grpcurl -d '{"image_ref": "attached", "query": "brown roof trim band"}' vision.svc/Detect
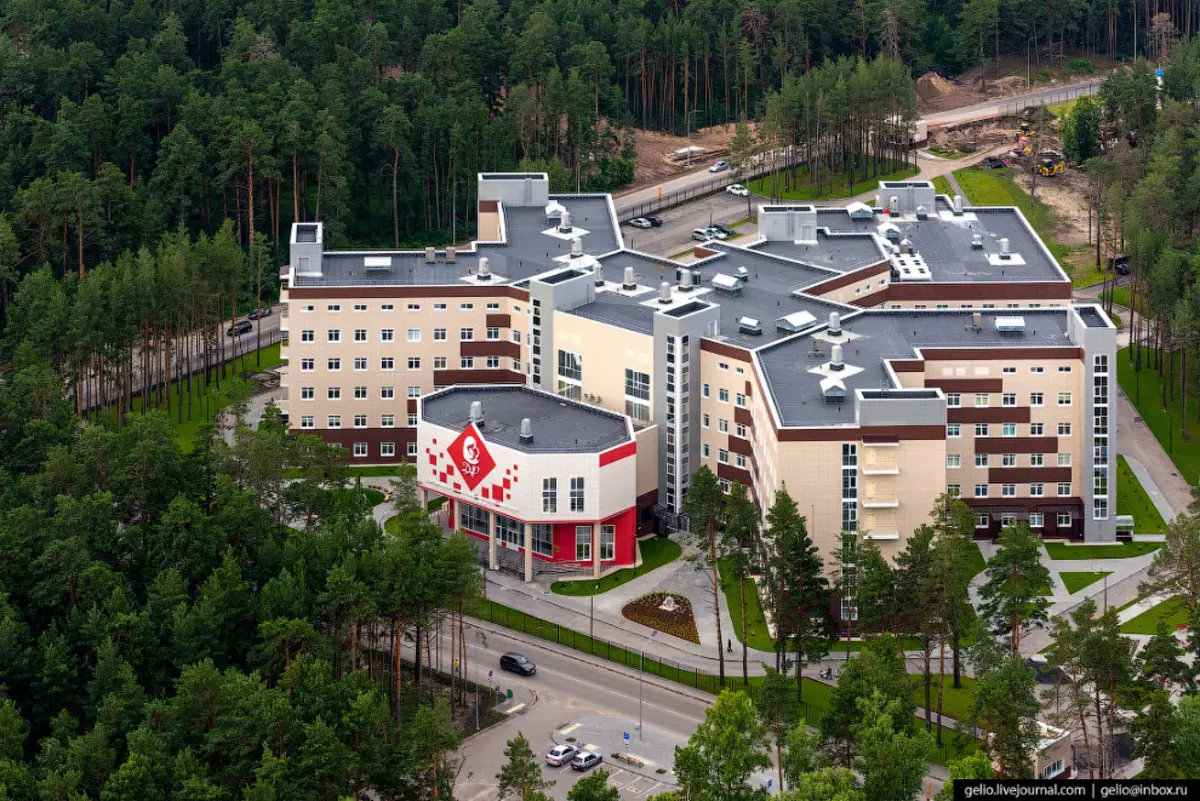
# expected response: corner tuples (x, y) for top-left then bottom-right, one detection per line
(290, 285), (531, 300)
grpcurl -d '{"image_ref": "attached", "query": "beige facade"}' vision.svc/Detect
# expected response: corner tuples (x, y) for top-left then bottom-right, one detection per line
(551, 310), (654, 424)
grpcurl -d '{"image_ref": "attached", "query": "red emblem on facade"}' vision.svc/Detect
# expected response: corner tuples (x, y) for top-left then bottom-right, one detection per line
(445, 423), (496, 492)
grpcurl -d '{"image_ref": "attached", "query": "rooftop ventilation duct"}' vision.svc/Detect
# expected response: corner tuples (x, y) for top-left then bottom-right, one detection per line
(830, 343), (845, 371)
(679, 268), (694, 292)
(776, 310), (817, 333)
(558, 211), (572, 233)
(953, 194), (964, 214)
(445, 247), (456, 262)
(711, 273), (743, 294)
(519, 417), (533, 444)
(971, 234), (984, 249)
(998, 238), (1011, 260)
(594, 264), (604, 286)
(425, 247), (436, 263)
(972, 311), (983, 331)
(889, 196), (899, 214)
(737, 266), (749, 281)
(829, 312), (842, 336)
(995, 315), (1026, 334)
(916, 204), (929, 219)
(658, 281), (672, 304)
(364, 256), (392, 271)
(477, 257), (492, 281)
(571, 236), (583, 258)
(622, 266), (637, 291)
(469, 401), (484, 427)
(738, 317), (762, 336)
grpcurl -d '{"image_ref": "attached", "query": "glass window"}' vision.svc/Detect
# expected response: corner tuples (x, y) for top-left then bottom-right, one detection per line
(1030, 423), (1044, 436)
(486, 327), (500, 341)
(486, 356), (500, 369)
(300, 358), (314, 372)
(354, 357), (367, 371)
(735, 393), (746, 407)
(975, 453), (989, 467)
(461, 357), (474, 369)
(1002, 453), (1016, 467)
(327, 358), (341, 371)
(1002, 393), (1016, 407)
(558, 350), (583, 381)
(625, 400), (650, 424)
(947, 484), (961, 497)
(1002, 423), (1016, 437)
(300, 387), (314, 400)
(353, 442), (367, 457)
(381, 386), (394, 399)
(380, 357), (393, 370)
(353, 414), (366, 428)
(354, 386), (367, 399)
(718, 418), (729, 433)
(1057, 392), (1072, 406)
(300, 415), (314, 429)
(354, 329), (367, 342)
(460, 503), (489, 534)
(460, 328), (474, 341)
(976, 513), (989, 528)
(1058, 452), (1072, 466)
(1030, 392), (1044, 406)
(407, 328), (421, 342)
(434, 328), (447, 341)
(496, 514), (522, 546)
(1031, 482), (1044, 497)
(947, 424), (961, 437)
(542, 478), (557, 513)
(974, 484), (988, 498)
(974, 423), (989, 437)
(1031, 453), (1044, 466)
(408, 386), (421, 398)
(575, 526), (592, 561)
(974, 393), (989, 408)
(702, 383), (710, 398)
(600, 525), (615, 561)
(946, 393), (961, 407)
(1002, 483), (1015, 497)
(301, 329), (314, 342)
(719, 388), (730, 403)
(531, 524), (552, 557)
(1057, 512), (1072, 527)
(625, 369), (651, 401)
(434, 357), (447, 370)
(947, 454), (961, 468)
(327, 415), (341, 429)
(381, 329), (394, 342)
(1029, 512), (1044, 527)
(381, 414), (394, 427)
(1058, 482), (1071, 496)
(407, 357), (420, 370)
(570, 477), (585, 512)
(1058, 423), (1072, 436)
(327, 329), (341, 343)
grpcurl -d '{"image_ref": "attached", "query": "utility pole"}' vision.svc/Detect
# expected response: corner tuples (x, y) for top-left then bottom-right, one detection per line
(638, 630), (658, 741)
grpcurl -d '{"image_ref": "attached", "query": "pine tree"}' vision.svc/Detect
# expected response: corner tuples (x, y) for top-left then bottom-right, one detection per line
(1139, 621), (1190, 691)
(496, 733), (553, 801)
(1132, 691), (1180, 779)
(978, 523), (1051, 654)
(682, 465), (727, 687)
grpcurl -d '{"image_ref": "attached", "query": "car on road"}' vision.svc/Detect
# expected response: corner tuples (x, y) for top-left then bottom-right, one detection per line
(645, 216), (663, 227)
(227, 320), (254, 337)
(708, 160), (730, 173)
(571, 751), (603, 772)
(499, 652), (536, 676)
(248, 307), (273, 320)
(726, 183), (749, 197)
(627, 218), (652, 229)
(704, 226), (728, 240)
(712, 223), (737, 237)
(546, 744), (578, 767)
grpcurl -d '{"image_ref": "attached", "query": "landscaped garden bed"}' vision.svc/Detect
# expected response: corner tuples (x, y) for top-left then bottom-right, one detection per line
(622, 592), (700, 643)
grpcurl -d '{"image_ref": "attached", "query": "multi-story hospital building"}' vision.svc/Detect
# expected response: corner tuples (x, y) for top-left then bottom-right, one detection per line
(278, 173), (1117, 584)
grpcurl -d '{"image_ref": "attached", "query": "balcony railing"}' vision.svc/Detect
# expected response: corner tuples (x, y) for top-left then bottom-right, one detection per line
(862, 490), (899, 508)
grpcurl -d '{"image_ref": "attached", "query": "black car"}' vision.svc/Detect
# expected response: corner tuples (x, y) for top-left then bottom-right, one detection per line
(248, 306), (273, 320)
(645, 216), (663, 227)
(500, 652), (536, 676)
(712, 223), (737, 237)
(227, 320), (254, 337)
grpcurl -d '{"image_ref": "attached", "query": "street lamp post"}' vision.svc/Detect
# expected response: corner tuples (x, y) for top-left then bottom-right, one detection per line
(639, 630), (658, 741)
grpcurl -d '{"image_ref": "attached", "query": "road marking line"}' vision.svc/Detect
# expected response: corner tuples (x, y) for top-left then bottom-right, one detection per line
(504, 703), (526, 714)
(559, 723), (580, 735)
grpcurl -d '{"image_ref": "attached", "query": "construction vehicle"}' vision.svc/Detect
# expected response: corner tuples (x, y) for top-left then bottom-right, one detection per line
(1020, 121), (1032, 136)
(1036, 150), (1065, 177)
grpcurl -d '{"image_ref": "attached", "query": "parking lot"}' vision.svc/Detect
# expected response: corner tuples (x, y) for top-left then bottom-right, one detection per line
(622, 190), (758, 257)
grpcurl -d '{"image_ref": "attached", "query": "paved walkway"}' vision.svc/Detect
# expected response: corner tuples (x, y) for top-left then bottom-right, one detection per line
(1118, 391), (1193, 519)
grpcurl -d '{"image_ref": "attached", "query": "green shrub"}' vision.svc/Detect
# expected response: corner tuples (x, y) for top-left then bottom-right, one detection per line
(1067, 58), (1094, 74)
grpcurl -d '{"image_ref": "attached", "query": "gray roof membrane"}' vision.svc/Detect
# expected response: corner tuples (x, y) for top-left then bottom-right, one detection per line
(421, 385), (631, 453)
(756, 309), (1076, 427)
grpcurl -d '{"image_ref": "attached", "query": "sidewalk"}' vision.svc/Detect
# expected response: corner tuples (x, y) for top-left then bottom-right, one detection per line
(1118, 392), (1191, 520)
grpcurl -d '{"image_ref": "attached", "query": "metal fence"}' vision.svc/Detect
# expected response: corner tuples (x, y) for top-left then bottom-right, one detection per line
(619, 172), (757, 220)
(989, 82), (1101, 119)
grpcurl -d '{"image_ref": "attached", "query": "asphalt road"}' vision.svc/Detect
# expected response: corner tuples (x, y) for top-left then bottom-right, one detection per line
(623, 191), (754, 257)
(614, 79), (1100, 213)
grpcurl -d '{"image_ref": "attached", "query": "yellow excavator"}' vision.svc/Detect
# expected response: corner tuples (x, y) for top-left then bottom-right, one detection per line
(1037, 150), (1065, 177)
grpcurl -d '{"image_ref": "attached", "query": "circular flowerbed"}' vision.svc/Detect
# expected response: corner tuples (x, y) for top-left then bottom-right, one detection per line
(621, 592), (700, 643)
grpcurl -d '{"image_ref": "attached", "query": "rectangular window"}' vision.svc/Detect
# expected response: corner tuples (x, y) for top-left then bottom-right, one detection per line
(460, 328), (474, 341)
(1094, 354), (1109, 374)
(702, 413), (710, 428)
(511, 330), (521, 344)
(300, 386), (314, 400)
(735, 423), (747, 439)
(461, 357), (474, 369)
(327, 329), (341, 343)
(1058, 452), (1072, 467)
(625, 401), (649, 425)
(353, 415), (367, 428)
(1031, 453), (1044, 466)
(327, 304), (341, 313)
(487, 302), (500, 310)
(702, 384), (710, 398)
(459, 502), (489, 535)
(1030, 366), (1044, 374)
(1002, 393), (1016, 406)
(1030, 392), (1044, 406)
(718, 418), (729, 433)
(1002, 453), (1016, 467)
(486, 356), (499, 369)
(946, 393), (961, 408)
(542, 478), (557, 513)
(354, 357), (367, 371)
(570, 477), (585, 512)
(947, 454), (961, 468)
(976, 513), (990, 528)
(1002, 423), (1016, 437)
(974, 393), (989, 408)
(1002, 366), (1016, 374)
(300, 415), (314, 429)
(947, 484), (961, 497)
(1031, 482), (1044, 497)
(702, 444), (710, 458)
(1058, 482), (1071, 496)
(301, 358), (315, 372)
(327, 415), (341, 429)
(327, 387), (341, 400)
(576, 526), (592, 561)
(718, 449), (730, 464)
(407, 357), (420, 370)
(719, 388), (730, 403)
(735, 453), (747, 468)
(532, 524), (553, 557)
(408, 386), (421, 398)
(1057, 392), (1072, 406)
(600, 526), (615, 561)
(301, 329), (314, 342)
(327, 358), (341, 371)
(1058, 423), (1072, 436)
(353, 386), (367, 399)
(974, 484), (988, 498)
(1057, 512), (1072, 527)
(947, 424), (961, 437)
(975, 453), (989, 467)
(407, 413), (417, 427)
(558, 350), (583, 382)
(353, 329), (366, 342)
(381, 414), (394, 427)
(974, 423), (989, 437)
(1002, 483), (1015, 497)
(486, 327), (500, 341)
(1058, 365), (1072, 374)
(1030, 422), (1044, 436)
(1029, 512), (1044, 527)
(460, 303), (474, 311)
(433, 303), (446, 311)
(495, 514), (522, 546)
(381, 329), (394, 342)
(381, 357), (394, 370)
(407, 303), (420, 311)
(735, 393), (746, 407)
(407, 328), (421, 342)
(434, 328), (447, 341)
(625, 369), (651, 401)
(434, 357), (447, 370)
(381, 304), (394, 312)
(353, 442), (367, 457)
(381, 386), (394, 399)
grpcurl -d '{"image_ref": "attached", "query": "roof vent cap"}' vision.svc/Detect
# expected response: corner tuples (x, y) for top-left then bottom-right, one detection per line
(829, 312), (842, 335)
(477, 257), (491, 281)
(469, 401), (484, 426)
(519, 418), (533, 444)
(658, 281), (672, 304)
(831, 343), (845, 371)
(622, 266), (637, 290)
(558, 210), (572, 233)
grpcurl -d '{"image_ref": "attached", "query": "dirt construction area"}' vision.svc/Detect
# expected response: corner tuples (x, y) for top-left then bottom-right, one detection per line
(1013, 167), (1092, 246)
(631, 122), (750, 187)
(917, 68), (1033, 113)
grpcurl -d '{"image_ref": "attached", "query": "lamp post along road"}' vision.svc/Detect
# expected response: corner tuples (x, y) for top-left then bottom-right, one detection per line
(639, 629), (658, 741)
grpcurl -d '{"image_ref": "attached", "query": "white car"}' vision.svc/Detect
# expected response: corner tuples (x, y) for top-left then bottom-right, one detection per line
(709, 160), (730, 173)
(705, 227), (729, 240)
(726, 184), (749, 197)
(546, 744), (578, 766)
(627, 218), (652, 229)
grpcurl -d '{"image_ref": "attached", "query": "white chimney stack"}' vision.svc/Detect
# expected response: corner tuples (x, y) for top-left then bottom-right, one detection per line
(679, 268), (693, 291)
(469, 401), (484, 426)
(658, 280), (672, 304)
(622, 266), (637, 290)
(829, 312), (842, 335)
(477, 257), (491, 280)
(831, 344), (845, 371)
(558, 210), (572, 233)
(953, 194), (963, 213)
(594, 264), (604, 286)
(571, 236), (583, 258)
(519, 417), (533, 444)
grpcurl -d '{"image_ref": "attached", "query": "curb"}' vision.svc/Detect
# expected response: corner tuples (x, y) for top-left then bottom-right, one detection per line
(465, 616), (716, 705)
(458, 685), (539, 745)
(550, 721), (678, 786)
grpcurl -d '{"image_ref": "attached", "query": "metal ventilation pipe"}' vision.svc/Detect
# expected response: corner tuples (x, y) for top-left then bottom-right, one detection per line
(469, 401), (484, 426)
(594, 264), (604, 286)
(999, 238), (1011, 257)
(477, 257), (491, 281)
(658, 281), (672, 304)
(622, 266), (637, 290)
(829, 312), (842, 335)
(558, 210), (572, 233)
(679, 268), (693, 291)
(972, 311), (983, 330)
(831, 343), (845, 371)
(953, 194), (963, 213)
(519, 417), (533, 444)
(571, 236), (583, 257)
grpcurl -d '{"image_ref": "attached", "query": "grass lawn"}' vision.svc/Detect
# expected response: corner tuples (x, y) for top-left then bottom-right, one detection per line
(966, 541), (987, 579)
(931, 176), (954, 196)
(284, 464), (409, 479)
(1062, 249), (1105, 288)
(749, 163), (919, 202)
(466, 596), (978, 765)
(909, 674), (977, 723)
(1117, 455), (1168, 535)
(952, 167), (1073, 267)
(550, 537), (682, 596)
(1044, 540), (1162, 560)
(1120, 595), (1191, 634)
(1059, 571), (1113, 594)
(1117, 345), (1200, 483)
(100, 343), (283, 451)
(1047, 98), (1079, 118)
(717, 557), (775, 652)
(1098, 285), (1153, 316)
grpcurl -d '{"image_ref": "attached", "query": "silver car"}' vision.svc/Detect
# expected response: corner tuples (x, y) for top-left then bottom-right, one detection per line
(628, 218), (652, 229)
(546, 744), (578, 766)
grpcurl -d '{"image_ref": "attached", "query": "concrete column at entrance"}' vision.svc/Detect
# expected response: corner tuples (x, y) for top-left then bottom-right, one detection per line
(592, 522), (601, 579)
(420, 488), (428, 508)
(488, 511), (498, 571)
(523, 522), (533, 583)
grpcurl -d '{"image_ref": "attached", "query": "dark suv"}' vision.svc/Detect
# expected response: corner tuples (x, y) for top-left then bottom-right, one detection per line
(227, 320), (253, 337)
(500, 652), (536, 676)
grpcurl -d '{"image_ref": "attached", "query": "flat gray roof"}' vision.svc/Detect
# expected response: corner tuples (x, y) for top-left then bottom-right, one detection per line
(749, 229), (886, 273)
(1076, 306), (1112, 328)
(421, 385), (631, 453)
(757, 309), (1076, 427)
(293, 196), (620, 288)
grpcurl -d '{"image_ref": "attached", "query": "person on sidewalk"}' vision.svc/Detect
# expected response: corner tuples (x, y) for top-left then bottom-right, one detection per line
(727, 639), (732, 654)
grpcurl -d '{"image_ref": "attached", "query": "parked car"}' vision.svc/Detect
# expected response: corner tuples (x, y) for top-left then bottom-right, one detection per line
(627, 218), (652, 229)
(227, 320), (253, 337)
(705, 227), (729, 240)
(546, 744), (578, 767)
(692, 228), (712, 242)
(708, 160), (730, 173)
(726, 183), (749, 197)
(712, 223), (737, 237)
(571, 751), (603, 772)
(1109, 253), (1131, 275)
(499, 652), (536, 676)
(645, 216), (663, 227)
(248, 306), (273, 320)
